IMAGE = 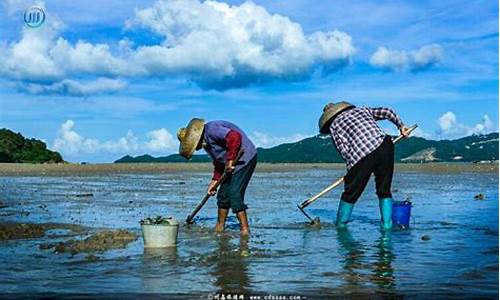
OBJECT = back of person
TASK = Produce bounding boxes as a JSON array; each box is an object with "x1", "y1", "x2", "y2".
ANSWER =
[
  {"x1": 330, "y1": 106, "x2": 403, "y2": 170},
  {"x1": 333, "y1": 107, "x2": 386, "y2": 147},
  {"x1": 177, "y1": 118, "x2": 258, "y2": 236},
  {"x1": 204, "y1": 120, "x2": 257, "y2": 173},
  {"x1": 318, "y1": 101, "x2": 410, "y2": 230}
]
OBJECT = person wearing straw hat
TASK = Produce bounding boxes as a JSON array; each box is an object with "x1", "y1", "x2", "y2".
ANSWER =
[
  {"x1": 318, "y1": 101, "x2": 411, "y2": 230},
  {"x1": 178, "y1": 119, "x2": 257, "y2": 235}
]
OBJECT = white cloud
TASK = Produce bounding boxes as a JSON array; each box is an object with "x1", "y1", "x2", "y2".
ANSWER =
[
  {"x1": 127, "y1": 0, "x2": 355, "y2": 89},
  {"x1": 17, "y1": 78, "x2": 127, "y2": 96},
  {"x1": 100, "y1": 130, "x2": 140, "y2": 153},
  {"x1": 1, "y1": 0, "x2": 356, "y2": 93},
  {"x1": 472, "y1": 114, "x2": 494, "y2": 134},
  {"x1": 0, "y1": 7, "x2": 136, "y2": 82},
  {"x1": 412, "y1": 44, "x2": 443, "y2": 69},
  {"x1": 50, "y1": 39, "x2": 133, "y2": 76},
  {"x1": 370, "y1": 44, "x2": 443, "y2": 72},
  {"x1": 145, "y1": 128, "x2": 176, "y2": 152},
  {"x1": 52, "y1": 120, "x2": 177, "y2": 156},
  {"x1": 370, "y1": 48, "x2": 408, "y2": 72},
  {"x1": 0, "y1": 5, "x2": 133, "y2": 96},
  {"x1": 438, "y1": 111, "x2": 456, "y2": 132},
  {"x1": 437, "y1": 112, "x2": 495, "y2": 139},
  {"x1": 53, "y1": 120, "x2": 99, "y2": 154},
  {"x1": 250, "y1": 131, "x2": 309, "y2": 148},
  {"x1": 1, "y1": 17, "x2": 65, "y2": 82}
]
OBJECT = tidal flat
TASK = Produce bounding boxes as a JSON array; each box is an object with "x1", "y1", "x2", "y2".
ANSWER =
[
  {"x1": 0, "y1": 163, "x2": 497, "y2": 298},
  {"x1": 0, "y1": 162, "x2": 497, "y2": 176}
]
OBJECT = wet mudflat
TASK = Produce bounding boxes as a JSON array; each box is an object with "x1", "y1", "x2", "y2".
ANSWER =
[{"x1": 0, "y1": 165, "x2": 497, "y2": 298}]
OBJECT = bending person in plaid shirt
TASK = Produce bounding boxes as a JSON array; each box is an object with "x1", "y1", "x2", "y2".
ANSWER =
[{"x1": 318, "y1": 101, "x2": 412, "y2": 230}]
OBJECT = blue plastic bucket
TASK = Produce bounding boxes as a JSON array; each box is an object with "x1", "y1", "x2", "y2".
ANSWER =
[{"x1": 392, "y1": 200, "x2": 412, "y2": 227}]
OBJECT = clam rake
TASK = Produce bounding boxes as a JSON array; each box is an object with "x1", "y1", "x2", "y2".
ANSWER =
[{"x1": 297, "y1": 124, "x2": 418, "y2": 224}]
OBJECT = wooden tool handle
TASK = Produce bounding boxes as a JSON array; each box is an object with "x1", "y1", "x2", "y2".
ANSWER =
[
  {"x1": 299, "y1": 177, "x2": 344, "y2": 208},
  {"x1": 392, "y1": 124, "x2": 418, "y2": 144}
]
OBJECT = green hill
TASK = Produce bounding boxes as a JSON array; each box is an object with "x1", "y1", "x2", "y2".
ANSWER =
[
  {"x1": 115, "y1": 133, "x2": 499, "y2": 164},
  {"x1": 0, "y1": 129, "x2": 63, "y2": 163},
  {"x1": 116, "y1": 154, "x2": 211, "y2": 163}
]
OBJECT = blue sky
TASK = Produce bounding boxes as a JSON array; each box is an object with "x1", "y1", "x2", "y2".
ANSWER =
[{"x1": 0, "y1": 0, "x2": 498, "y2": 162}]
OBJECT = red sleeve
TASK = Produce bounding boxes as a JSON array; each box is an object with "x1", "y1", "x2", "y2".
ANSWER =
[
  {"x1": 212, "y1": 161, "x2": 225, "y2": 180},
  {"x1": 225, "y1": 130, "x2": 242, "y2": 160}
]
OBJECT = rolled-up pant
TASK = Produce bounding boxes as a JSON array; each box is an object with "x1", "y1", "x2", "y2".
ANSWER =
[
  {"x1": 217, "y1": 155, "x2": 257, "y2": 213},
  {"x1": 341, "y1": 136, "x2": 394, "y2": 204}
]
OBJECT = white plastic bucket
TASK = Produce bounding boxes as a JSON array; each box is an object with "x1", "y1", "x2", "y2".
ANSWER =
[{"x1": 141, "y1": 219, "x2": 179, "y2": 248}]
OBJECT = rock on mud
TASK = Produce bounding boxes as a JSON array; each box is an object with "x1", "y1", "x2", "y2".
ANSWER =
[
  {"x1": 421, "y1": 235, "x2": 431, "y2": 241},
  {"x1": 75, "y1": 193, "x2": 93, "y2": 198},
  {"x1": 474, "y1": 193, "x2": 485, "y2": 200},
  {"x1": 85, "y1": 254, "x2": 100, "y2": 262},
  {"x1": 0, "y1": 223, "x2": 84, "y2": 241},
  {"x1": 45, "y1": 230, "x2": 137, "y2": 254}
]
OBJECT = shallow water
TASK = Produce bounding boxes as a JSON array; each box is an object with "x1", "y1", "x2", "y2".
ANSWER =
[{"x1": 0, "y1": 168, "x2": 498, "y2": 298}]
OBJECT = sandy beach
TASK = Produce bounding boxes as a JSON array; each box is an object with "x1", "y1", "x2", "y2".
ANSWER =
[{"x1": 0, "y1": 162, "x2": 497, "y2": 176}]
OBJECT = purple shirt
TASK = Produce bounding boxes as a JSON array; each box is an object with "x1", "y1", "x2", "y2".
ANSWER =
[{"x1": 203, "y1": 120, "x2": 257, "y2": 173}]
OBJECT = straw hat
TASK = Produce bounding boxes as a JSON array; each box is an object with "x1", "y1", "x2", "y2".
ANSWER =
[
  {"x1": 177, "y1": 118, "x2": 205, "y2": 159},
  {"x1": 318, "y1": 101, "x2": 354, "y2": 134}
]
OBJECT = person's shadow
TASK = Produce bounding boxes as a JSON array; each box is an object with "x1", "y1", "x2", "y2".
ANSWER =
[{"x1": 211, "y1": 234, "x2": 252, "y2": 295}]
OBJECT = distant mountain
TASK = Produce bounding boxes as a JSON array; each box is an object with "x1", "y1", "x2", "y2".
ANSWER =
[
  {"x1": 116, "y1": 154, "x2": 211, "y2": 163},
  {"x1": 0, "y1": 129, "x2": 63, "y2": 163},
  {"x1": 114, "y1": 133, "x2": 499, "y2": 164},
  {"x1": 257, "y1": 133, "x2": 498, "y2": 163}
]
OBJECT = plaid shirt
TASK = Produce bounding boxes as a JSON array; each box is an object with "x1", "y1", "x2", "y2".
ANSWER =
[{"x1": 330, "y1": 107, "x2": 403, "y2": 170}]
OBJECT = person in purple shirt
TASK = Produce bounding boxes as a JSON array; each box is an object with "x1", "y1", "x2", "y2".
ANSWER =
[{"x1": 178, "y1": 118, "x2": 257, "y2": 235}]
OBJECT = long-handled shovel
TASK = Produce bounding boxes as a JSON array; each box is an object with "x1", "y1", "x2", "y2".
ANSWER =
[
  {"x1": 297, "y1": 124, "x2": 418, "y2": 224},
  {"x1": 186, "y1": 151, "x2": 244, "y2": 224}
]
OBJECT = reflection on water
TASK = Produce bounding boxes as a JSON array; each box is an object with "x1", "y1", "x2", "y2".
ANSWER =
[
  {"x1": 336, "y1": 228, "x2": 366, "y2": 288},
  {"x1": 141, "y1": 247, "x2": 179, "y2": 292},
  {"x1": 371, "y1": 230, "x2": 395, "y2": 290},
  {"x1": 0, "y1": 170, "x2": 497, "y2": 297},
  {"x1": 143, "y1": 247, "x2": 178, "y2": 262},
  {"x1": 336, "y1": 228, "x2": 396, "y2": 293},
  {"x1": 211, "y1": 235, "x2": 251, "y2": 295}
]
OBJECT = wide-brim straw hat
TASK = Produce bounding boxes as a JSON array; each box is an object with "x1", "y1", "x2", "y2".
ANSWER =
[
  {"x1": 177, "y1": 118, "x2": 205, "y2": 159},
  {"x1": 318, "y1": 101, "x2": 354, "y2": 134}
]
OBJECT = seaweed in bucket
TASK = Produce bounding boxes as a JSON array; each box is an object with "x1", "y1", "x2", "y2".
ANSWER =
[{"x1": 140, "y1": 216, "x2": 176, "y2": 225}]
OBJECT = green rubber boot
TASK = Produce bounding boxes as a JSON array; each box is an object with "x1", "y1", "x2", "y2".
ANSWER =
[
  {"x1": 379, "y1": 198, "x2": 393, "y2": 230},
  {"x1": 336, "y1": 200, "x2": 354, "y2": 228}
]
